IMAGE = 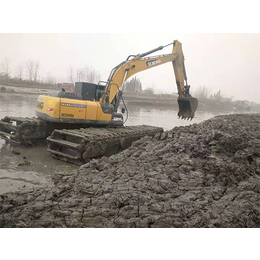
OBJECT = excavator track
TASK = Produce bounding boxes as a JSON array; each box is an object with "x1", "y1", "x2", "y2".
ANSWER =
[
  {"x1": 0, "y1": 116, "x2": 163, "y2": 165},
  {"x1": 0, "y1": 116, "x2": 120, "y2": 146},
  {"x1": 0, "y1": 116, "x2": 51, "y2": 146},
  {"x1": 47, "y1": 125, "x2": 163, "y2": 165}
]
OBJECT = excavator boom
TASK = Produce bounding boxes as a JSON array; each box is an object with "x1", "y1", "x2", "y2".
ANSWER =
[{"x1": 102, "y1": 40, "x2": 198, "y2": 119}]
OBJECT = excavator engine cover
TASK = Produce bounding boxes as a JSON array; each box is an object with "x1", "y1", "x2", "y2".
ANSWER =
[{"x1": 178, "y1": 97, "x2": 198, "y2": 120}]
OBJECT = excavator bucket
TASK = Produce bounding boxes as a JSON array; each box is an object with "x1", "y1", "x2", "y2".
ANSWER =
[{"x1": 178, "y1": 97, "x2": 198, "y2": 120}]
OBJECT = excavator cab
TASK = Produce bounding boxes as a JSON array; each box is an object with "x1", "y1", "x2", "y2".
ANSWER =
[{"x1": 177, "y1": 85, "x2": 198, "y2": 120}]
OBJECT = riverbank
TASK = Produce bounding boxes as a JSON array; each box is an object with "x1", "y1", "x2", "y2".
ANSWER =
[
  {"x1": 0, "y1": 84, "x2": 53, "y2": 95},
  {"x1": 1, "y1": 113, "x2": 260, "y2": 227}
]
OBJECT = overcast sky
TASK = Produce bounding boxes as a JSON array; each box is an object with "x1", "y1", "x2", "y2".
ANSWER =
[{"x1": 1, "y1": 33, "x2": 260, "y2": 102}]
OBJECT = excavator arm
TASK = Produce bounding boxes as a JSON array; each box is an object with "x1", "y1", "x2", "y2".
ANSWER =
[{"x1": 101, "y1": 40, "x2": 198, "y2": 120}]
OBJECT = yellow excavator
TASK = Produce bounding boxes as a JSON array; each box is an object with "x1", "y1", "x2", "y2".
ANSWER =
[
  {"x1": 0, "y1": 40, "x2": 198, "y2": 164},
  {"x1": 35, "y1": 40, "x2": 197, "y2": 126}
]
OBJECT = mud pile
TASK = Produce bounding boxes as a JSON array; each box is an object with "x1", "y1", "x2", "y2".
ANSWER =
[{"x1": 1, "y1": 114, "x2": 260, "y2": 228}]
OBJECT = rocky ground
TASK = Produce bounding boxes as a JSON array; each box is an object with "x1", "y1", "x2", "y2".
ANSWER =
[{"x1": 1, "y1": 113, "x2": 260, "y2": 228}]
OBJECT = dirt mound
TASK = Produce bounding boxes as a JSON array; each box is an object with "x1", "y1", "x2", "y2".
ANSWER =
[{"x1": 1, "y1": 114, "x2": 260, "y2": 227}]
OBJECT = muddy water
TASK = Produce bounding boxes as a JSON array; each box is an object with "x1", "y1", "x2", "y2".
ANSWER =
[
  {"x1": 124, "y1": 105, "x2": 223, "y2": 130},
  {"x1": 0, "y1": 87, "x2": 227, "y2": 195},
  {"x1": 0, "y1": 90, "x2": 79, "y2": 194}
]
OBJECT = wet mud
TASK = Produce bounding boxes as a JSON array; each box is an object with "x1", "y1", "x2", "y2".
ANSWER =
[{"x1": 1, "y1": 114, "x2": 260, "y2": 228}]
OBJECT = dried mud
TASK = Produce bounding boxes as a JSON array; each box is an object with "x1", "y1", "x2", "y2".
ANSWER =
[{"x1": 1, "y1": 113, "x2": 260, "y2": 228}]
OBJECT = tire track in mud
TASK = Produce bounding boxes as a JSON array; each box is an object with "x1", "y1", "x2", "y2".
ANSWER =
[{"x1": 1, "y1": 113, "x2": 260, "y2": 227}]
